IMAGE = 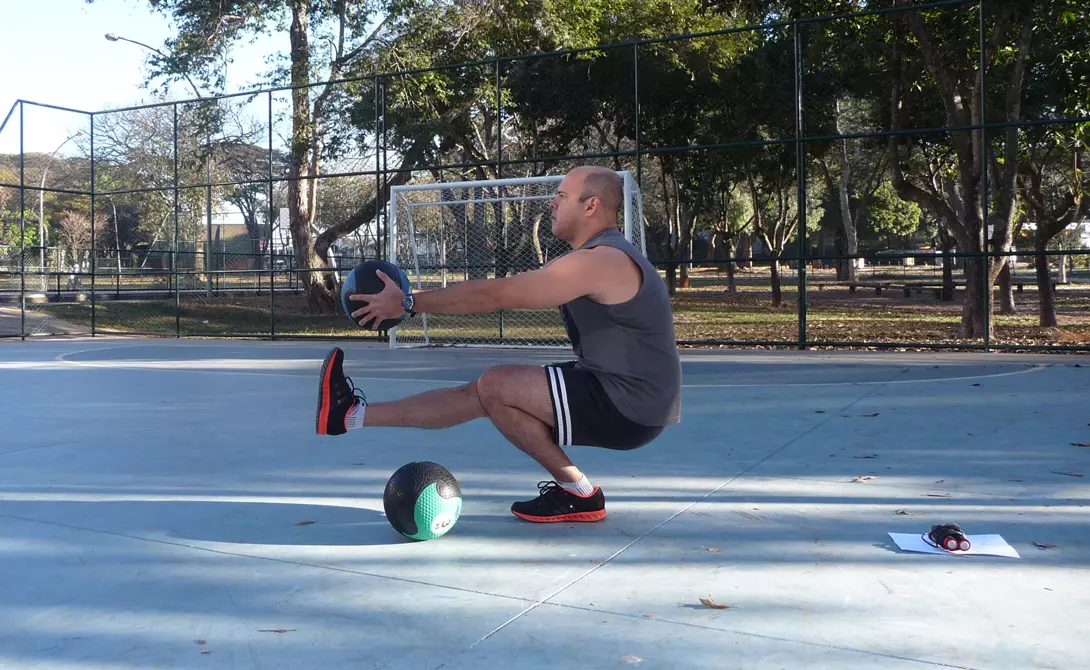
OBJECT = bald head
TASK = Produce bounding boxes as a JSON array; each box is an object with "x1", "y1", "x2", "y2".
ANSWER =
[
  {"x1": 573, "y1": 166, "x2": 623, "y2": 219},
  {"x1": 550, "y1": 166, "x2": 627, "y2": 246}
]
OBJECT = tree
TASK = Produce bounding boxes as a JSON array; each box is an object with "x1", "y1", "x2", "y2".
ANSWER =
[
  {"x1": 55, "y1": 211, "x2": 93, "y2": 272},
  {"x1": 1019, "y1": 132, "x2": 1089, "y2": 326},
  {"x1": 218, "y1": 103, "x2": 290, "y2": 255},
  {"x1": 814, "y1": 133, "x2": 889, "y2": 282},
  {"x1": 864, "y1": 181, "x2": 923, "y2": 240},
  {"x1": 84, "y1": 103, "x2": 212, "y2": 265},
  {"x1": 744, "y1": 146, "x2": 805, "y2": 307},
  {"x1": 124, "y1": 0, "x2": 391, "y2": 311},
  {"x1": 1013, "y1": 2, "x2": 1090, "y2": 327},
  {"x1": 887, "y1": 0, "x2": 1036, "y2": 339}
]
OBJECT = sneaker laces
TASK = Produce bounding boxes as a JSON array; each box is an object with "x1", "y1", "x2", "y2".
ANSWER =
[
  {"x1": 342, "y1": 374, "x2": 368, "y2": 407},
  {"x1": 534, "y1": 480, "x2": 566, "y2": 498}
]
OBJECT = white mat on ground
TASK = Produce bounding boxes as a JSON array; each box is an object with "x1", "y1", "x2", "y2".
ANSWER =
[{"x1": 888, "y1": 532, "x2": 1021, "y2": 558}]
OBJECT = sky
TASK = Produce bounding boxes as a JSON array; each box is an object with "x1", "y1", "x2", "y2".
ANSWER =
[{"x1": 0, "y1": 0, "x2": 279, "y2": 155}]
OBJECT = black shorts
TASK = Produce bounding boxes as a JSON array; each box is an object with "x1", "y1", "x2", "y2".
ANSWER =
[{"x1": 543, "y1": 361, "x2": 664, "y2": 450}]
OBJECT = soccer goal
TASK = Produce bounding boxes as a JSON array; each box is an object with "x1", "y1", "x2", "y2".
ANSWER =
[{"x1": 387, "y1": 170, "x2": 646, "y2": 349}]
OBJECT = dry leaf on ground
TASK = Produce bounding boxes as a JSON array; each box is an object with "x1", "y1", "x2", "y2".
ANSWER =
[
  {"x1": 1033, "y1": 542, "x2": 1059, "y2": 549},
  {"x1": 851, "y1": 475, "x2": 877, "y2": 483},
  {"x1": 699, "y1": 597, "x2": 731, "y2": 610}
]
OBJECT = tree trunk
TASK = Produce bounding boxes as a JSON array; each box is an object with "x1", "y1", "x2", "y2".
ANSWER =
[
  {"x1": 941, "y1": 251, "x2": 954, "y2": 301},
  {"x1": 665, "y1": 262, "x2": 678, "y2": 295},
  {"x1": 997, "y1": 260, "x2": 1016, "y2": 315},
  {"x1": 938, "y1": 227, "x2": 955, "y2": 301},
  {"x1": 314, "y1": 144, "x2": 423, "y2": 262},
  {"x1": 288, "y1": 1, "x2": 336, "y2": 312},
  {"x1": 960, "y1": 253, "x2": 988, "y2": 338},
  {"x1": 679, "y1": 216, "x2": 694, "y2": 289},
  {"x1": 530, "y1": 211, "x2": 544, "y2": 266},
  {"x1": 838, "y1": 157, "x2": 857, "y2": 283},
  {"x1": 1058, "y1": 254, "x2": 1068, "y2": 284},
  {"x1": 1035, "y1": 237, "x2": 1057, "y2": 327},
  {"x1": 737, "y1": 231, "x2": 752, "y2": 269},
  {"x1": 725, "y1": 237, "x2": 736, "y2": 294},
  {"x1": 467, "y1": 187, "x2": 490, "y2": 280},
  {"x1": 769, "y1": 257, "x2": 782, "y2": 308}
]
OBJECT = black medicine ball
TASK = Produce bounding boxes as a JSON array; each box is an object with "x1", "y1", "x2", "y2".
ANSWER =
[{"x1": 382, "y1": 461, "x2": 462, "y2": 541}]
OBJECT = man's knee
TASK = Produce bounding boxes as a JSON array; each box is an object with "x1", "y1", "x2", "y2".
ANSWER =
[
  {"x1": 476, "y1": 365, "x2": 546, "y2": 411},
  {"x1": 475, "y1": 365, "x2": 517, "y2": 409}
]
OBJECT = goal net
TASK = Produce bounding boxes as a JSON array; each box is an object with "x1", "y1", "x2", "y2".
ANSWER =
[{"x1": 388, "y1": 170, "x2": 646, "y2": 348}]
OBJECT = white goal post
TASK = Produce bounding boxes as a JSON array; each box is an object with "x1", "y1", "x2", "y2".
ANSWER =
[{"x1": 387, "y1": 170, "x2": 646, "y2": 349}]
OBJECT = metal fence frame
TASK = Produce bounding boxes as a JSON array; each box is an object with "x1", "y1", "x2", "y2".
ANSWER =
[{"x1": 2, "y1": 0, "x2": 1088, "y2": 351}]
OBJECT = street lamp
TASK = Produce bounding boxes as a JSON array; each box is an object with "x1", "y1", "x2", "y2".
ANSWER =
[
  {"x1": 104, "y1": 32, "x2": 214, "y2": 295},
  {"x1": 39, "y1": 130, "x2": 83, "y2": 289}
]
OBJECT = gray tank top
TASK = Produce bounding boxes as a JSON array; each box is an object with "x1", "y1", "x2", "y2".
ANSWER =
[{"x1": 559, "y1": 227, "x2": 682, "y2": 426}]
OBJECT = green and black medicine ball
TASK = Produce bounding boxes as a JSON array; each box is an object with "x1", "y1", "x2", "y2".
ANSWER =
[{"x1": 382, "y1": 461, "x2": 462, "y2": 541}]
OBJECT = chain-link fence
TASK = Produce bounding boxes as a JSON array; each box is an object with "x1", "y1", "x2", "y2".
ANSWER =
[
  {"x1": 388, "y1": 172, "x2": 645, "y2": 347},
  {"x1": 1, "y1": 0, "x2": 1088, "y2": 350}
]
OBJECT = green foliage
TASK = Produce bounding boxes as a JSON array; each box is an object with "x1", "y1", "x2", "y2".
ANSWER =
[
  {"x1": 0, "y1": 211, "x2": 41, "y2": 248},
  {"x1": 863, "y1": 182, "x2": 922, "y2": 238},
  {"x1": 81, "y1": 0, "x2": 1089, "y2": 277}
]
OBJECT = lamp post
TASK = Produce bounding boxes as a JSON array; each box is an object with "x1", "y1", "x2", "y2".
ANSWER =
[
  {"x1": 39, "y1": 130, "x2": 83, "y2": 289},
  {"x1": 105, "y1": 33, "x2": 214, "y2": 295}
]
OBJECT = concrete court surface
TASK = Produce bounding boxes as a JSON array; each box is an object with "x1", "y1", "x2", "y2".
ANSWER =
[{"x1": 0, "y1": 337, "x2": 1088, "y2": 670}]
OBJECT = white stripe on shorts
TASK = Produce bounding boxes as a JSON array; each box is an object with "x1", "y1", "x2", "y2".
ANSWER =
[{"x1": 546, "y1": 366, "x2": 573, "y2": 446}]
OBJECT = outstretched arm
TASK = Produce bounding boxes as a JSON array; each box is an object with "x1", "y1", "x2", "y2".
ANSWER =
[{"x1": 349, "y1": 248, "x2": 608, "y2": 327}]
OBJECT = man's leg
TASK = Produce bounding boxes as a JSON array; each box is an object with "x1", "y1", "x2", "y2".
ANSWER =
[
  {"x1": 475, "y1": 364, "x2": 607, "y2": 523},
  {"x1": 318, "y1": 349, "x2": 579, "y2": 480},
  {"x1": 474, "y1": 365, "x2": 583, "y2": 484},
  {"x1": 316, "y1": 348, "x2": 604, "y2": 522},
  {"x1": 317, "y1": 347, "x2": 485, "y2": 434},
  {"x1": 363, "y1": 383, "x2": 486, "y2": 429}
]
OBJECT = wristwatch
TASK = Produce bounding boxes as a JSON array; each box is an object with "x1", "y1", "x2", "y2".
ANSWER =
[{"x1": 402, "y1": 293, "x2": 415, "y2": 315}]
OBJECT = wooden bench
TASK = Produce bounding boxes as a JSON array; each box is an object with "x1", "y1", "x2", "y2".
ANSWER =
[{"x1": 810, "y1": 281, "x2": 894, "y2": 295}]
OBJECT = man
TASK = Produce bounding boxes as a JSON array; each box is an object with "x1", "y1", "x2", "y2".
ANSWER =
[{"x1": 315, "y1": 166, "x2": 682, "y2": 523}]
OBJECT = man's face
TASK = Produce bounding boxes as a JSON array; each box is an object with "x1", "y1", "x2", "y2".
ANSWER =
[{"x1": 550, "y1": 173, "x2": 584, "y2": 241}]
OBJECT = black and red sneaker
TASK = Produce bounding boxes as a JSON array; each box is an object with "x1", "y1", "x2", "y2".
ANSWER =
[
  {"x1": 511, "y1": 480, "x2": 607, "y2": 523},
  {"x1": 316, "y1": 347, "x2": 366, "y2": 436}
]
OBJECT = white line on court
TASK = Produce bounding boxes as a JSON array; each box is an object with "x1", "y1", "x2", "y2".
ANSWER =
[
  {"x1": 49, "y1": 348, "x2": 469, "y2": 384},
  {"x1": 681, "y1": 364, "x2": 1047, "y2": 387},
  {"x1": 47, "y1": 345, "x2": 1049, "y2": 389}
]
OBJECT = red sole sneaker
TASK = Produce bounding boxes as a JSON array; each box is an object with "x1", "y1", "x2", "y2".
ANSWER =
[
  {"x1": 511, "y1": 509, "x2": 607, "y2": 523},
  {"x1": 315, "y1": 347, "x2": 343, "y2": 435},
  {"x1": 510, "y1": 482, "x2": 608, "y2": 523}
]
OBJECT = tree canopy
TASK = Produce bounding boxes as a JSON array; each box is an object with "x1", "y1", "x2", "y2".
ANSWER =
[{"x1": 69, "y1": 0, "x2": 1089, "y2": 333}]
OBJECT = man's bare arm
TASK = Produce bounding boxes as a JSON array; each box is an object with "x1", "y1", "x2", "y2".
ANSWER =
[{"x1": 410, "y1": 249, "x2": 605, "y2": 315}]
